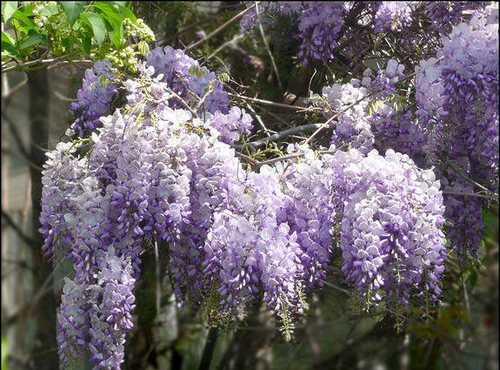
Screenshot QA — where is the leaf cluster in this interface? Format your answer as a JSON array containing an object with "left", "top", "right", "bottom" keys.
[{"left": 1, "top": 1, "right": 152, "bottom": 73}]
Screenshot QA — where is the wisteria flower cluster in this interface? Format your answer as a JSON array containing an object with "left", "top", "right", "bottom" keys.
[
  {"left": 39, "top": 2, "right": 499, "bottom": 369},
  {"left": 41, "top": 54, "right": 450, "bottom": 369},
  {"left": 316, "top": 4, "right": 498, "bottom": 259},
  {"left": 68, "top": 61, "right": 119, "bottom": 138},
  {"left": 373, "top": 2, "right": 415, "bottom": 33},
  {"left": 415, "top": 5, "right": 498, "bottom": 257},
  {"left": 239, "top": 1, "right": 486, "bottom": 65},
  {"left": 329, "top": 149, "right": 446, "bottom": 305}
]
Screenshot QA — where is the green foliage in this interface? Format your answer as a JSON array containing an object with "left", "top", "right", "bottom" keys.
[
  {"left": 1, "top": 1, "right": 155, "bottom": 73},
  {"left": 1, "top": 336, "right": 8, "bottom": 370},
  {"left": 61, "top": 1, "right": 85, "bottom": 25},
  {"left": 1, "top": 1, "right": 18, "bottom": 24}
]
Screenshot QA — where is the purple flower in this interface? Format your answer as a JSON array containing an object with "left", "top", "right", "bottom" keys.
[
  {"left": 328, "top": 149, "right": 446, "bottom": 305},
  {"left": 69, "top": 61, "right": 118, "bottom": 138},
  {"left": 146, "top": 46, "right": 230, "bottom": 114}
]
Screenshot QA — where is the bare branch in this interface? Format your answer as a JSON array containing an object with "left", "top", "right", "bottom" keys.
[
  {"left": 234, "top": 123, "right": 322, "bottom": 150},
  {"left": 1, "top": 78, "right": 27, "bottom": 99},
  {"left": 1, "top": 147, "right": 43, "bottom": 172},
  {"left": 255, "top": 1, "right": 282, "bottom": 88},
  {"left": 303, "top": 70, "right": 417, "bottom": 145},
  {"left": 243, "top": 101, "right": 272, "bottom": 137},
  {"left": 207, "top": 34, "right": 245, "bottom": 60},
  {"left": 2, "top": 56, "right": 92, "bottom": 74},
  {"left": 184, "top": 3, "right": 257, "bottom": 51},
  {"left": 228, "top": 92, "right": 318, "bottom": 111}
]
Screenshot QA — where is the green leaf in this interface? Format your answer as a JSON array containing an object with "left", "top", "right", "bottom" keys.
[
  {"left": 81, "top": 32, "right": 91, "bottom": 54},
  {"left": 82, "top": 13, "right": 107, "bottom": 45},
  {"left": 1, "top": 34, "right": 18, "bottom": 58},
  {"left": 39, "top": 3, "right": 59, "bottom": 17},
  {"left": 110, "top": 1, "right": 127, "bottom": 7},
  {"left": 110, "top": 22, "right": 124, "bottom": 49},
  {"left": 189, "top": 65, "right": 207, "bottom": 78},
  {"left": 92, "top": 3, "right": 128, "bottom": 49},
  {"left": 1, "top": 31, "right": 15, "bottom": 46},
  {"left": 93, "top": 2, "right": 123, "bottom": 29},
  {"left": 1, "top": 45, "right": 17, "bottom": 59},
  {"left": 12, "top": 8, "right": 37, "bottom": 32},
  {"left": 61, "top": 1, "right": 85, "bottom": 25},
  {"left": 18, "top": 33, "right": 47, "bottom": 50},
  {"left": 118, "top": 5, "right": 136, "bottom": 21},
  {"left": 2, "top": 1, "right": 18, "bottom": 23},
  {"left": 2, "top": 336, "right": 9, "bottom": 370}
]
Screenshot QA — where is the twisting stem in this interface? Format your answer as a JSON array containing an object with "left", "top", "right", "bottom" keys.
[{"left": 198, "top": 327, "right": 219, "bottom": 370}]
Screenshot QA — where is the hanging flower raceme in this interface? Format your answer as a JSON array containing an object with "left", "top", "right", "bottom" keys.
[
  {"left": 328, "top": 148, "right": 447, "bottom": 306},
  {"left": 277, "top": 146, "right": 337, "bottom": 289},
  {"left": 373, "top": 1, "right": 415, "bottom": 33},
  {"left": 203, "top": 165, "right": 306, "bottom": 326},
  {"left": 146, "top": 46, "right": 230, "bottom": 114},
  {"left": 415, "top": 6, "right": 499, "bottom": 256},
  {"left": 69, "top": 61, "right": 119, "bottom": 138},
  {"left": 36, "top": 3, "right": 492, "bottom": 362}
]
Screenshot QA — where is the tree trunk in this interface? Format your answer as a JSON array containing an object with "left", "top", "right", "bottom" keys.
[{"left": 27, "top": 69, "right": 58, "bottom": 369}]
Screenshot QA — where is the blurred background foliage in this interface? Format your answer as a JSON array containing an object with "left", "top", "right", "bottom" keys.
[{"left": 1, "top": 1, "right": 498, "bottom": 370}]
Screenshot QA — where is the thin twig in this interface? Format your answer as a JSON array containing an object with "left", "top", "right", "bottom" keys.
[
  {"left": 47, "top": 59, "right": 93, "bottom": 70},
  {"left": 1, "top": 78, "right": 27, "bottom": 99},
  {"left": 168, "top": 89, "right": 199, "bottom": 118},
  {"left": 228, "top": 92, "right": 315, "bottom": 111},
  {"left": 1, "top": 257, "right": 33, "bottom": 271},
  {"left": 255, "top": 1, "right": 282, "bottom": 88},
  {"left": 185, "top": 3, "right": 257, "bottom": 51},
  {"left": 303, "top": 70, "right": 417, "bottom": 145},
  {"left": 207, "top": 34, "right": 245, "bottom": 60},
  {"left": 443, "top": 190, "right": 497, "bottom": 201},
  {"left": 258, "top": 148, "right": 342, "bottom": 167},
  {"left": 254, "top": 104, "right": 288, "bottom": 127},
  {"left": 4, "top": 257, "right": 63, "bottom": 328},
  {"left": 244, "top": 102, "right": 271, "bottom": 137},
  {"left": 2, "top": 56, "right": 91, "bottom": 73},
  {"left": 195, "top": 85, "right": 215, "bottom": 112},
  {"left": 236, "top": 147, "right": 343, "bottom": 169},
  {"left": 444, "top": 159, "right": 495, "bottom": 196},
  {"left": 321, "top": 280, "right": 351, "bottom": 295},
  {"left": 235, "top": 151, "right": 258, "bottom": 167},
  {"left": 53, "top": 90, "right": 77, "bottom": 102},
  {"left": 234, "top": 123, "right": 322, "bottom": 150},
  {"left": 1, "top": 147, "right": 43, "bottom": 172}
]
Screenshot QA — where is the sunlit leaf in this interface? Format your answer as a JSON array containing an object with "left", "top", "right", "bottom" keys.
[
  {"left": 18, "top": 33, "right": 47, "bottom": 51},
  {"left": 61, "top": 1, "right": 85, "bottom": 25},
  {"left": 1, "top": 1, "right": 18, "bottom": 23},
  {"left": 82, "top": 13, "right": 107, "bottom": 46}
]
